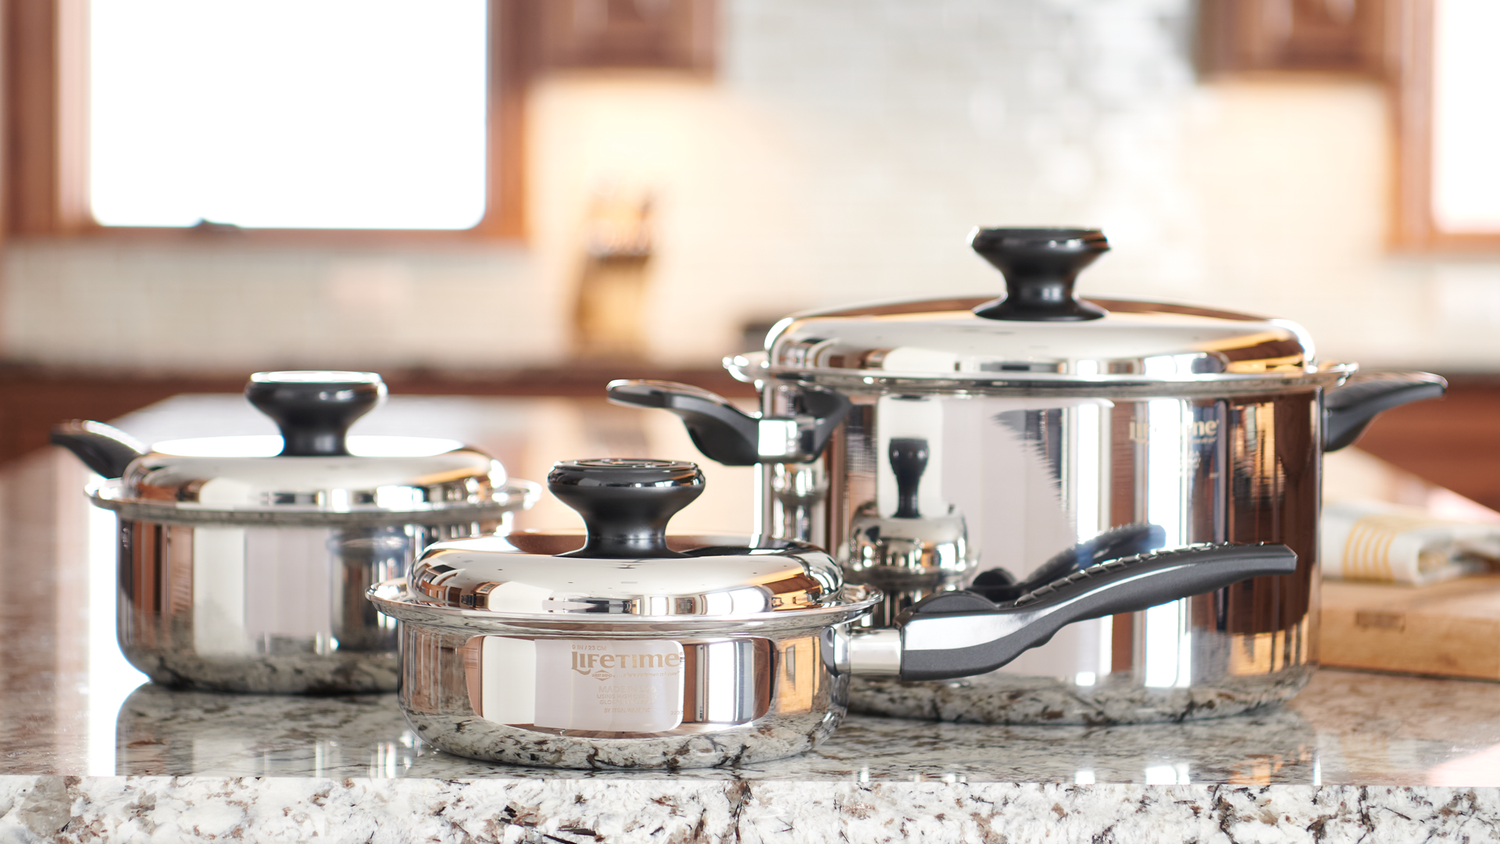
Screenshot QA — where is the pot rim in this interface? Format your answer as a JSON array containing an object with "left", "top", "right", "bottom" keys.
[
  {"left": 368, "top": 579, "right": 882, "bottom": 635},
  {"left": 88, "top": 478, "right": 543, "bottom": 526},
  {"left": 735, "top": 355, "right": 1357, "bottom": 393}
]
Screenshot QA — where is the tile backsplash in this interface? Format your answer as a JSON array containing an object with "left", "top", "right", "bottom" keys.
[{"left": 5, "top": 0, "right": 1499, "bottom": 374}]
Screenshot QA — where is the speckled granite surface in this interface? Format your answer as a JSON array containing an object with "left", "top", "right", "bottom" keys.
[{"left": 4, "top": 777, "right": 1500, "bottom": 843}]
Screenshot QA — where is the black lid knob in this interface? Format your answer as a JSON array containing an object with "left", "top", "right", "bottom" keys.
[
  {"left": 548, "top": 458, "right": 704, "bottom": 559},
  {"left": 889, "top": 438, "right": 929, "bottom": 519},
  {"left": 969, "top": 227, "right": 1110, "bottom": 321},
  {"left": 244, "top": 371, "right": 386, "bottom": 457}
]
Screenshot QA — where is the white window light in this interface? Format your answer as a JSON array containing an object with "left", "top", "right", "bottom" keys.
[{"left": 89, "top": 0, "right": 488, "bottom": 230}]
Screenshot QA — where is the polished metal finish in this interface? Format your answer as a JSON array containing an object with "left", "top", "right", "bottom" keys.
[
  {"left": 370, "top": 580, "right": 876, "bottom": 769},
  {"left": 765, "top": 297, "right": 1335, "bottom": 387},
  {"left": 118, "top": 518, "right": 515, "bottom": 694},
  {"left": 370, "top": 458, "right": 892, "bottom": 767},
  {"left": 100, "top": 441, "right": 542, "bottom": 694},
  {"left": 849, "top": 629, "right": 903, "bottom": 677},
  {"left": 102, "top": 435, "right": 524, "bottom": 520},
  {"left": 763, "top": 384, "right": 1324, "bottom": 721},
  {"left": 406, "top": 532, "right": 845, "bottom": 617},
  {"left": 846, "top": 505, "right": 972, "bottom": 627}
]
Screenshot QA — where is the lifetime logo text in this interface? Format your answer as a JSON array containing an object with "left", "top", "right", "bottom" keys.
[
  {"left": 1128, "top": 418, "right": 1220, "bottom": 444},
  {"left": 571, "top": 651, "right": 683, "bottom": 676}
]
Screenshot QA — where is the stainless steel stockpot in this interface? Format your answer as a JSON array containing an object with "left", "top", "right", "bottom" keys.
[
  {"left": 609, "top": 228, "right": 1447, "bottom": 724},
  {"left": 370, "top": 458, "right": 1295, "bottom": 769},
  {"left": 53, "top": 371, "right": 540, "bottom": 694}
]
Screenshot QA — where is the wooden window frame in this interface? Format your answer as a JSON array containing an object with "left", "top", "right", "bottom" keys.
[
  {"left": 1387, "top": 0, "right": 1500, "bottom": 250},
  {"left": 1198, "top": 0, "right": 1500, "bottom": 252},
  {"left": 2, "top": 0, "right": 532, "bottom": 245}
]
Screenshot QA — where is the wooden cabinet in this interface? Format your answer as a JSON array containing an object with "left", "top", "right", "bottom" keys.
[
  {"left": 1197, "top": 0, "right": 1392, "bottom": 77},
  {"left": 532, "top": 0, "right": 715, "bottom": 75}
]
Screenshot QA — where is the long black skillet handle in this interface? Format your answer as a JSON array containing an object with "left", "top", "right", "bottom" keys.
[
  {"left": 1323, "top": 371, "right": 1445, "bottom": 452},
  {"left": 896, "top": 543, "right": 1298, "bottom": 682},
  {"left": 51, "top": 420, "right": 147, "bottom": 479}
]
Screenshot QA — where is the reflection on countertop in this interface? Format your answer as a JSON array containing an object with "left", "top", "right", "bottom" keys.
[{"left": 61, "top": 669, "right": 1500, "bottom": 786}]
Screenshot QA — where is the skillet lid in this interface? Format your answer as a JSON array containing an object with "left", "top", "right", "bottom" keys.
[
  {"left": 401, "top": 459, "right": 855, "bottom": 618},
  {"left": 66, "top": 371, "right": 539, "bottom": 523},
  {"left": 761, "top": 228, "right": 1345, "bottom": 388}
]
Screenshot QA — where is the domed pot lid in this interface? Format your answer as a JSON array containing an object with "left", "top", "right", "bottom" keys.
[
  {"left": 395, "top": 459, "right": 877, "bottom": 622},
  {"left": 754, "top": 228, "right": 1352, "bottom": 391},
  {"left": 54, "top": 371, "right": 540, "bottom": 525}
]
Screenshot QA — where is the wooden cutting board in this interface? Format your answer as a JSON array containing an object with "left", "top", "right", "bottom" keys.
[{"left": 1320, "top": 574, "right": 1500, "bottom": 680}]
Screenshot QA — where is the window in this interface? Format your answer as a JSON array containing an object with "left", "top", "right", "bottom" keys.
[
  {"left": 1427, "top": 0, "right": 1500, "bottom": 235},
  {"left": 1391, "top": 0, "right": 1500, "bottom": 248},
  {"left": 91, "top": 1, "right": 488, "bottom": 230},
  {"left": 1199, "top": 0, "right": 1500, "bottom": 250},
  {"left": 3, "top": 0, "right": 526, "bottom": 240}
]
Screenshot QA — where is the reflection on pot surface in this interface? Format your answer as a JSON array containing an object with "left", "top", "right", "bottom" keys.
[
  {"left": 796, "top": 389, "right": 1321, "bottom": 722},
  {"left": 610, "top": 227, "right": 1448, "bottom": 723},
  {"left": 396, "top": 622, "right": 846, "bottom": 769},
  {"left": 56, "top": 371, "right": 542, "bottom": 694},
  {"left": 118, "top": 520, "right": 502, "bottom": 694}
]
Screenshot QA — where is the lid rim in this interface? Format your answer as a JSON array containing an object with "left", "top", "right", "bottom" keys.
[
  {"left": 369, "top": 581, "right": 881, "bottom": 632},
  {"left": 765, "top": 295, "right": 1324, "bottom": 385},
  {"left": 759, "top": 363, "right": 1356, "bottom": 394},
  {"left": 89, "top": 479, "right": 542, "bottom": 525}
]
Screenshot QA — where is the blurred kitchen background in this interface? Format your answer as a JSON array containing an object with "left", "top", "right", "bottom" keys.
[{"left": 1, "top": 0, "right": 1497, "bottom": 505}]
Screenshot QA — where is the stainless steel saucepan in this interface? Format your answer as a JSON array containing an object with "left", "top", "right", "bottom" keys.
[
  {"left": 53, "top": 371, "right": 540, "bottom": 694},
  {"left": 607, "top": 227, "right": 1447, "bottom": 724},
  {"left": 369, "top": 458, "right": 1295, "bottom": 769}
]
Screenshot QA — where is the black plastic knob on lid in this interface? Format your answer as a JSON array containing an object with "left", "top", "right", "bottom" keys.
[
  {"left": 245, "top": 371, "right": 387, "bottom": 457},
  {"left": 969, "top": 227, "right": 1110, "bottom": 321},
  {"left": 548, "top": 458, "right": 705, "bottom": 559},
  {"left": 888, "top": 438, "right": 929, "bottom": 519}
]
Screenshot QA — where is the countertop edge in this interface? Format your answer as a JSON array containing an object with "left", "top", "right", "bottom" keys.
[{"left": 4, "top": 776, "right": 1499, "bottom": 843}]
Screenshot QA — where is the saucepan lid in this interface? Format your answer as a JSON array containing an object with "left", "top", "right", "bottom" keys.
[
  {"left": 53, "top": 371, "right": 541, "bottom": 525},
  {"left": 750, "top": 228, "right": 1352, "bottom": 391},
  {"left": 384, "top": 458, "right": 878, "bottom": 623}
]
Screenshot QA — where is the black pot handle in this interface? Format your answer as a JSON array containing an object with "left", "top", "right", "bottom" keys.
[
  {"left": 51, "top": 420, "right": 147, "bottom": 479},
  {"left": 245, "top": 371, "right": 386, "bottom": 457},
  {"left": 606, "top": 379, "right": 851, "bottom": 466},
  {"left": 1323, "top": 371, "right": 1446, "bottom": 452},
  {"left": 897, "top": 543, "right": 1297, "bottom": 682}
]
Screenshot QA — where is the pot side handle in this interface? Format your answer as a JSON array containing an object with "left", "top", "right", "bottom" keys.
[
  {"left": 606, "top": 379, "right": 851, "bottom": 465},
  {"left": 51, "top": 420, "right": 147, "bottom": 479},
  {"left": 1323, "top": 371, "right": 1446, "bottom": 452},
  {"left": 891, "top": 543, "right": 1298, "bottom": 682}
]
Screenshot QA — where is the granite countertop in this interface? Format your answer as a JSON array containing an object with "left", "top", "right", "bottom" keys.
[{"left": 3, "top": 396, "right": 1499, "bottom": 842}]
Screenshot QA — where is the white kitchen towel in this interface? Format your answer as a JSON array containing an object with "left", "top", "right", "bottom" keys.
[{"left": 1322, "top": 500, "right": 1500, "bottom": 584}]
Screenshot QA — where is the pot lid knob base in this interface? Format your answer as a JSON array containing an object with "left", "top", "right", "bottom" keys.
[
  {"left": 969, "top": 227, "right": 1110, "bottom": 322},
  {"left": 548, "top": 458, "right": 705, "bottom": 559},
  {"left": 245, "top": 371, "right": 388, "bottom": 457}
]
